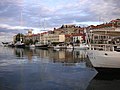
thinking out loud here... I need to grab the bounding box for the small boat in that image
[2,42,15,47]
[29,44,35,48]
[54,44,66,49]
[8,42,15,48]
[15,41,25,48]
[2,42,9,47]
[35,42,48,49]
[66,44,73,49]
[74,43,89,50]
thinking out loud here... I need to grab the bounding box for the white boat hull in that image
[29,44,35,48]
[73,44,89,50]
[35,42,48,49]
[87,50,120,68]
[74,46,88,50]
[66,45,73,49]
[54,45,66,49]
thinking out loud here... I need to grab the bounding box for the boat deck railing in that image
[89,44,118,51]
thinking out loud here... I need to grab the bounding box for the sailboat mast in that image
[39,19,42,43]
[20,9,23,42]
[43,18,46,31]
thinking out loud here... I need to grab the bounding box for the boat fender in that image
[105,53,108,55]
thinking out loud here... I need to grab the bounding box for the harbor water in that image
[0,47,120,90]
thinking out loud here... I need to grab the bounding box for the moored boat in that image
[29,44,35,48]
[35,42,48,49]
[73,43,89,50]
[2,42,9,47]
[66,44,73,49]
[53,44,66,49]
[15,41,25,48]
[8,43,15,48]
[87,29,120,69]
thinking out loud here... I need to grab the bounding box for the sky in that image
[0,0,120,42]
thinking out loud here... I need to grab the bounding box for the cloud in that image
[0,0,120,42]
[87,0,120,22]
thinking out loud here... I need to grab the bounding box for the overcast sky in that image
[0,0,120,42]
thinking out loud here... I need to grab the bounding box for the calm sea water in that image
[0,47,120,90]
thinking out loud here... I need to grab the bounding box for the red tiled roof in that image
[54,29,62,31]
[65,34,72,37]
[65,33,83,37]
[110,19,120,23]
[41,32,48,35]
[72,33,83,36]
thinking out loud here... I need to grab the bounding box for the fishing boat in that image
[87,28,120,70]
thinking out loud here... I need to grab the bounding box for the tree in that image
[34,39,38,44]
[24,40,30,45]
[76,39,80,44]
[29,39,33,45]
[14,33,24,43]
[61,25,64,28]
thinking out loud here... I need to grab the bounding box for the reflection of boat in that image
[87,29,120,69]
[94,68,120,80]
[66,48,73,52]
[53,48,60,51]
[86,73,120,90]
[87,71,120,90]
[14,48,24,57]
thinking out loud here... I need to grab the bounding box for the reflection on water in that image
[87,71,120,90]
[1,47,120,90]
[14,48,89,65]
[0,47,96,90]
